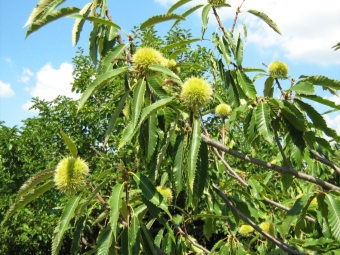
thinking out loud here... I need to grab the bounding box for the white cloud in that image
[21,68,34,83]
[22,101,39,113]
[154,0,177,6]
[5,58,13,64]
[326,95,340,105]
[0,81,15,97]
[29,62,80,101]
[325,114,340,135]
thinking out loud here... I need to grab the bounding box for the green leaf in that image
[169,48,189,59]
[140,224,158,255]
[290,81,315,95]
[236,70,257,99]
[89,24,99,65]
[140,14,185,30]
[109,182,124,240]
[132,173,170,215]
[167,0,191,13]
[188,117,201,191]
[332,42,340,51]
[201,4,211,38]
[69,14,121,29]
[170,5,204,29]
[102,43,128,73]
[78,66,128,111]
[255,101,273,143]
[60,129,78,157]
[1,181,54,225]
[129,215,141,255]
[236,36,243,66]
[103,90,129,147]
[263,77,274,97]
[147,76,169,99]
[299,75,340,90]
[243,67,266,73]
[194,142,209,200]
[147,113,158,162]
[52,196,81,255]
[162,38,200,51]
[325,193,340,241]
[118,122,134,149]
[218,36,231,66]
[203,218,213,240]
[72,2,92,45]
[148,65,181,80]
[25,7,80,38]
[70,216,86,255]
[24,0,63,27]
[173,133,185,197]
[97,225,113,255]
[132,79,146,127]
[247,9,281,35]
[301,94,340,110]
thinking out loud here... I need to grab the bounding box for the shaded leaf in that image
[301,94,340,110]
[69,14,121,29]
[173,133,185,197]
[132,79,146,127]
[97,225,113,255]
[188,117,201,191]
[109,182,124,240]
[325,193,340,241]
[148,64,181,80]
[263,76,274,97]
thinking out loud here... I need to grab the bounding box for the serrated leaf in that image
[236,36,243,66]
[102,43,128,73]
[147,113,158,162]
[170,5,204,29]
[60,129,78,157]
[96,225,113,255]
[255,101,273,143]
[147,76,169,99]
[78,66,128,111]
[140,224,158,255]
[173,133,185,197]
[148,65,181,80]
[223,30,236,55]
[25,7,80,38]
[132,173,170,216]
[93,210,109,225]
[243,67,267,73]
[301,94,340,110]
[162,38,200,51]
[194,141,208,200]
[52,196,81,255]
[201,4,211,38]
[89,24,99,65]
[325,194,340,241]
[140,14,185,30]
[109,182,124,240]
[332,42,340,51]
[263,76,274,97]
[169,48,189,59]
[129,215,141,255]
[188,117,201,191]
[247,9,281,35]
[291,81,315,95]
[132,79,146,127]
[299,75,340,90]
[72,2,92,45]
[167,0,191,13]
[2,181,54,225]
[236,70,257,99]
[69,14,120,29]
[218,36,231,66]
[203,218,213,240]
[70,216,86,255]
[24,0,62,27]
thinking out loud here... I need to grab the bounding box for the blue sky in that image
[1,0,340,133]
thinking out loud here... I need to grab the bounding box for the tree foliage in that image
[2,0,340,254]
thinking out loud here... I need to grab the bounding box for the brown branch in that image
[212,6,227,35]
[275,78,287,99]
[310,149,340,175]
[231,0,245,33]
[90,146,102,157]
[202,134,340,191]
[176,226,210,254]
[88,183,110,210]
[212,183,306,255]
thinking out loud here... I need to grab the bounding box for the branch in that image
[310,149,340,175]
[175,226,210,254]
[212,183,306,255]
[202,134,340,191]
[231,0,245,33]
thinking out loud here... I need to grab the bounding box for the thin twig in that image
[212,183,306,255]
[231,0,245,33]
[176,226,210,254]
[310,149,340,175]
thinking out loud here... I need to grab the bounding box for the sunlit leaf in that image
[325,193,340,241]
[188,117,201,191]
[201,4,211,38]
[247,9,281,35]
[109,182,124,240]
[290,81,315,95]
[60,129,78,158]
[140,14,185,30]
[72,2,92,45]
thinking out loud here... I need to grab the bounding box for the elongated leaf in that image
[132,173,170,215]
[103,91,129,147]
[247,9,281,35]
[167,0,191,13]
[236,70,256,99]
[300,75,340,90]
[102,43,128,73]
[332,42,340,51]
[24,0,61,27]
[243,67,267,73]
[171,5,204,29]
[52,196,81,255]
[301,94,340,110]
[147,113,158,162]
[173,133,185,197]
[72,2,92,45]
[291,81,315,95]
[70,216,86,255]
[140,224,158,255]
[194,142,208,200]
[148,65,181,80]
[169,48,189,59]
[236,36,243,67]
[93,210,109,225]
[201,4,211,38]
[140,14,185,30]
[109,182,124,239]
[255,101,273,143]
[118,122,134,149]
[78,66,128,111]
[132,79,146,127]
[147,76,169,99]
[2,181,54,225]
[325,193,340,241]
[25,7,80,38]
[69,14,121,29]
[16,169,54,200]
[162,38,200,51]
[89,24,99,65]
[218,36,231,66]
[60,129,78,157]
[97,225,113,255]
[188,117,201,191]
[263,76,274,97]
[129,215,141,255]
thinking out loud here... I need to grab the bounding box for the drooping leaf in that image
[60,129,78,157]
[171,5,204,29]
[167,0,191,13]
[299,75,340,90]
[194,141,208,200]
[236,36,243,67]
[24,0,63,27]
[25,7,80,38]
[147,76,169,99]
[247,9,281,35]
[96,225,113,255]
[188,117,201,191]
[236,70,257,99]
[201,4,211,38]
[255,101,273,143]
[89,24,99,65]
[301,94,340,111]
[148,64,181,80]
[173,133,185,197]
[263,76,274,97]
[102,43,128,73]
[2,181,54,225]
[69,14,121,29]
[147,113,158,162]
[109,182,124,240]
[162,38,200,51]
[70,216,86,255]
[218,36,231,66]
[140,14,185,30]
[140,224,159,255]
[132,79,146,127]
[52,196,81,255]
[290,81,315,95]
[325,193,340,241]
[78,66,129,111]
[129,215,141,255]
[223,30,236,55]
[72,2,92,45]
[93,210,109,225]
